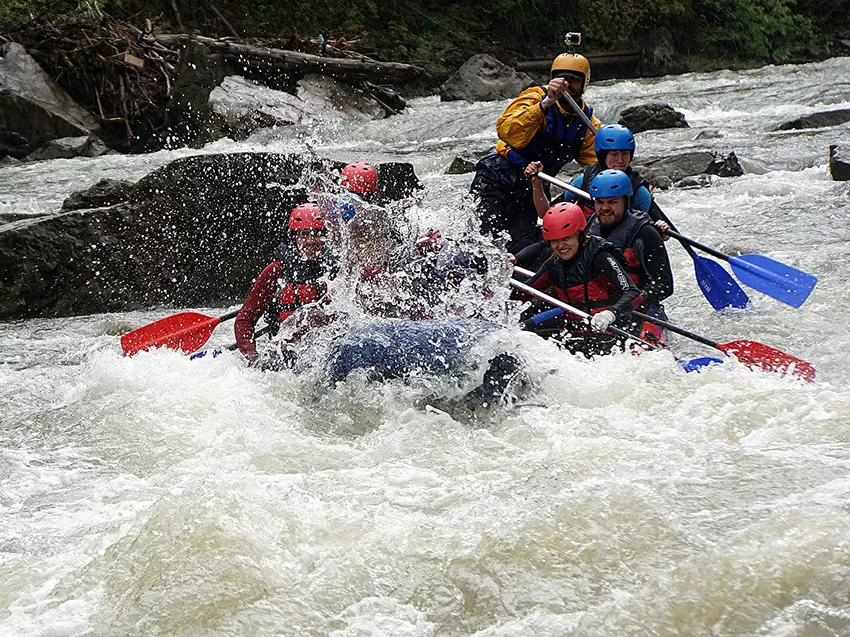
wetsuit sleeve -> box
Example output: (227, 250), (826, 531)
(577, 113), (604, 166)
(514, 241), (551, 271)
(592, 250), (642, 318)
(495, 87), (547, 150)
(631, 186), (653, 213)
(235, 261), (284, 359)
(633, 225), (674, 306)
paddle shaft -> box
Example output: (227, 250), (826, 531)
(562, 92), (597, 131)
(510, 278), (659, 351)
(630, 310), (718, 349)
(662, 229), (732, 263)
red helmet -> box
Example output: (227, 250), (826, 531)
(542, 202), (586, 240)
(288, 204), (324, 231)
(341, 162), (378, 196)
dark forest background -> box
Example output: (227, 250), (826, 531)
(2, 0), (849, 75)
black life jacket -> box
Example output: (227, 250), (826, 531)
(504, 89), (593, 174)
(263, 242), (328, 335)
(546, 235), (629, 320)
(586, 210), (652, 288)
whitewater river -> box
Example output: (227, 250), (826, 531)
(2, 57), (850, 636)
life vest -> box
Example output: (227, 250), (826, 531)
(263, 242), (327, 335)
(586, 210), (652, 288)
(546, 235), (628, 321)
(579, 163), (650, 214)
(503, 89), (593, 174)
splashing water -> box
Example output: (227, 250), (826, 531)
(2, 58), (850, 636)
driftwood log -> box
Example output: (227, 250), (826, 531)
(155, 34), (427, 86)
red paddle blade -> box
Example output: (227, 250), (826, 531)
(121, 312), (221, 356)
(717, 339), (815, 382)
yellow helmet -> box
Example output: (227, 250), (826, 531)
(550, 53), (591, 91)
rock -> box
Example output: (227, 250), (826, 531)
(694, 129), (726, 140)
(445, 156), (477, 174)
(673, 174), (717, 189)
(0, 153), (422, 319)
(0, 129), (29, 157)
(0, 42), (102, 157)
(637, 29), (687, 77)
(296, 74), (387, 121)
(706, 151), (744, 178)
(830, 145), (850, 181)
(0, 155), (22, 166)
(619, 102), (689, 134)
(440, 54), (535, 102)
(208, 74), (388, 139)
(25, 135), (109, 161)
(776, 108), (850, 131)
(62, 178), (135, 211)
(633, 151), (743, 189)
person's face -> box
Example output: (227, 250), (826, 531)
(294, 229), (326, 260)
(564, 75), (583, 98)
(594, 196), (627, 227)
(550, 232), (581, 261)
(605, 150), (631, 170)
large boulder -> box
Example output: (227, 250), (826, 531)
(776, 108), (850, 131)
(0, 42), (102, 158)
(440, 54), (535, 102)
(633, 151), (743, 189)
(619, 102), (689, 134)
(830, 145), (850, 181)
(0, 153), (422, 319)
(210, 75), (391, 130)
(25, 135), (110, 161)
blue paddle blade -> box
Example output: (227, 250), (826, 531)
(678, 356), (725, 373)
(692, 255), (750, 311)
(729, 254), (817, 308)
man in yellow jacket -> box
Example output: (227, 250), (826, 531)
(471, 52), (602, 254)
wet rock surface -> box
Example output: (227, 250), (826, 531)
(829, 144), (850, 181)
(633, 151), (743, 189)
(619, 102), (689, 133)
(440, 54), (535, 102)
(776, 108), (850, 131)
(0, 43), (103, 158)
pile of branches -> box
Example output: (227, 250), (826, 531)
(4, 8), (177, 150)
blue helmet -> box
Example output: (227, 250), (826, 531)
(590, 169), (633, 199)
(594, 124), (636, 154)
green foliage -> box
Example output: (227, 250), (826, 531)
(693, 0), (814, 60)
(0, 0), (841, 70)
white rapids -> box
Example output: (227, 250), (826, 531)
(2, 57), (850, 636)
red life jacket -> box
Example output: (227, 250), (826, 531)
(263, 242), (328, 334)
(586, 210), (652, 288)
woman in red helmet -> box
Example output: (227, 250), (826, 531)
(522, 202), (643, 357)
(234, 203), (332, 366)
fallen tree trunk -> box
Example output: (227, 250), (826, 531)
(155, 34), (428, 86)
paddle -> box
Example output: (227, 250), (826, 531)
(649, 203), (750, 311)
(509, 277), (661, 352)
(535, 171), (751, 311)
(630, 309), (816, 382)
(662, 230), (817, 309)
(533, 171), (816, 308)
(512, 265), (813, 379)
(121, 309), (239, 356)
